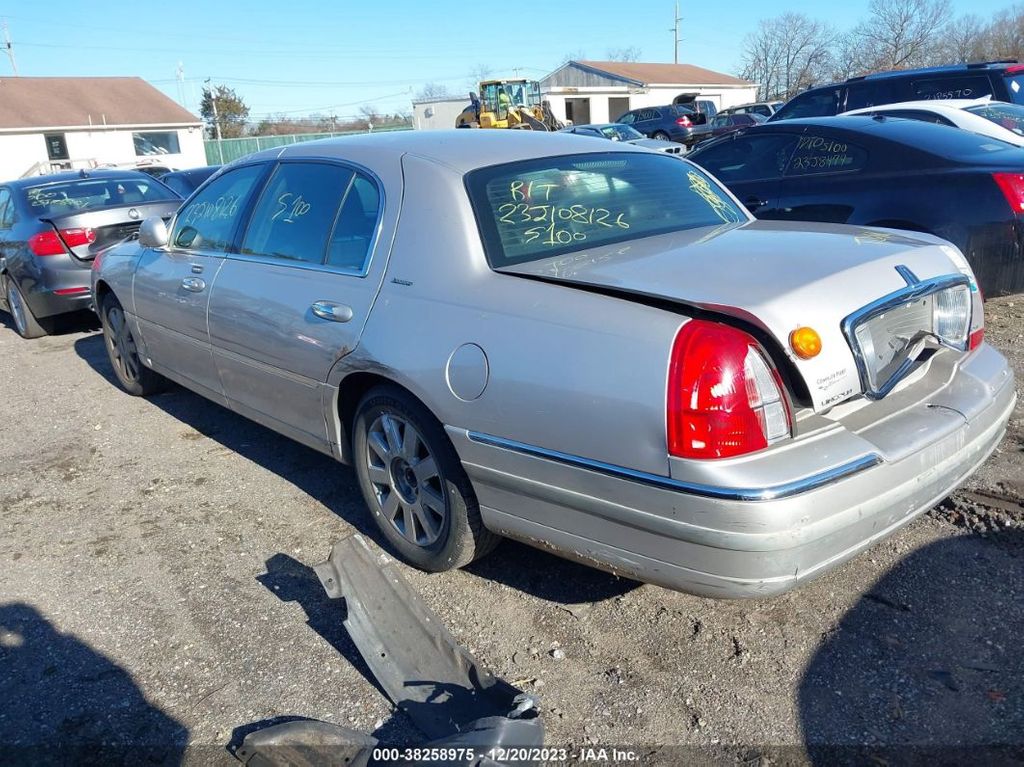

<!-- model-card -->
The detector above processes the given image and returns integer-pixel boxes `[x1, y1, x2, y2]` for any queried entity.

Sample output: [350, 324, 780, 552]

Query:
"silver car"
[558, 123, 685, 154]
[91, 131, 1015, 598]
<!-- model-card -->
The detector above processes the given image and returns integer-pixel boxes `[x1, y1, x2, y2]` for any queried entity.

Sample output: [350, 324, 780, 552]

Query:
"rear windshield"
[1006, 74, 1024, 104]
[22, 177, 177, 217]
[466, 152, 746, 267]
[966, 101, 1024, 136]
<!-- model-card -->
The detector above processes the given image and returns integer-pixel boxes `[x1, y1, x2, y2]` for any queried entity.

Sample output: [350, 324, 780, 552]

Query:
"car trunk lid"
[497, 219, 976, 412]
[41, 200, 180, 261]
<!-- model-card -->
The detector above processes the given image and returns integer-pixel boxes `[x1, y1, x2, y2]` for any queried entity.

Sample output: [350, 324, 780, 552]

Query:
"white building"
[541, 61, 758, 125]
[0, 76, 206, 181]
[411, 96, 473, 130]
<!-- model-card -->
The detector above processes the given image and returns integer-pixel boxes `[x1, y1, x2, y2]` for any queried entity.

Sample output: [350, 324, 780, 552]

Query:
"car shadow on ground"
[72, 334, 634, 606]
[0, 308, 99, 337]
[798, 527, 1024, 763]
[0, 602, 188, 765]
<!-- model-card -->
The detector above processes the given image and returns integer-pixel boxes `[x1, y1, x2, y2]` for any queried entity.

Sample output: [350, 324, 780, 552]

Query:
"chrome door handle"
[311, 300, 354, 323]
[181, 277, 206, 292]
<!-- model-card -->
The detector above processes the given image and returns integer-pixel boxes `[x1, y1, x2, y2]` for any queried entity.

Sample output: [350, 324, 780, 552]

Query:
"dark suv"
[616, 105, 711, 146]
[770, 60, 1024, 122]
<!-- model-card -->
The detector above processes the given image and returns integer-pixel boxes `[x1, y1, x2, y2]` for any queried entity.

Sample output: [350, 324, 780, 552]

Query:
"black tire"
[352, 385, 500, 571]
[100, 294, 167, 396]
[652, 131, 670, 141]
[4, 275, 50, 339]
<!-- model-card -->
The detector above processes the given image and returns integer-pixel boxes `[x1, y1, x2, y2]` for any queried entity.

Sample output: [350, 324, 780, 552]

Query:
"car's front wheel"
[352, 385, 500, 571]
[100, 294, 167, 396]
[4, 276, 50, 339]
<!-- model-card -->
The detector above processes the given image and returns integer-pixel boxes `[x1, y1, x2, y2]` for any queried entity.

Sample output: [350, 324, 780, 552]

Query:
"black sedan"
[158, 165, 221, 198]
[688, 115, 1024, 295]
[0, 170, 181, 338]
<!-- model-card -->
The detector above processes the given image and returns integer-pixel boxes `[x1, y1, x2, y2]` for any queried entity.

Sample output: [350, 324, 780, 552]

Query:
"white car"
[842, 97, 1024, 146]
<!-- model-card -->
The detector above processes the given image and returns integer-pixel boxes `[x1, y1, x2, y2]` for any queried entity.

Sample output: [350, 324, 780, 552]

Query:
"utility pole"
[670, 1, 682, 65]
[204, 78, 225, 164]
[2, 18, 18, 76]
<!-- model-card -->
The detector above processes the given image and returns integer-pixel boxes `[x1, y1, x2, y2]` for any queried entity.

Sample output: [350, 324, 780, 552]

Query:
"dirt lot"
[0, 298, 1022, 764]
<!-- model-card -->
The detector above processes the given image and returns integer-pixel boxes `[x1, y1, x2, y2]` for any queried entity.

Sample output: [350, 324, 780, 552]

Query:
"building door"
[608, 97, 630, 121]
[565, 97, 591, 126]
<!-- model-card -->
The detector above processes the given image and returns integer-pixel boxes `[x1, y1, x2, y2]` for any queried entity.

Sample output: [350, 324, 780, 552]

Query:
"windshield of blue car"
[598, 124, 645, 141]
[467, 151, 747, 267]
[23, 177, 178, 217]
[966, 102, 1024, 136]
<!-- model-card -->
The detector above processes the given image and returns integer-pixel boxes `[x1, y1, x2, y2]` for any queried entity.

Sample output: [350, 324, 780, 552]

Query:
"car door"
[635, 108, 659, 135]
[0, 188, 13, 285]
[132, 162, 269, 402]
[688, 131, 801, 217]
[773, 132, 873, 224]
[207, 160, 384, 450]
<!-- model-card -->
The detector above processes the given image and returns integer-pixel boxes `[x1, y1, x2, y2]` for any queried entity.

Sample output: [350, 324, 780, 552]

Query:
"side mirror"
[138, 216, 169, 248]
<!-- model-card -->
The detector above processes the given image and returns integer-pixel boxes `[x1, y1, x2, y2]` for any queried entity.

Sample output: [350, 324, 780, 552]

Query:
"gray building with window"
[0, 76, 205, 181]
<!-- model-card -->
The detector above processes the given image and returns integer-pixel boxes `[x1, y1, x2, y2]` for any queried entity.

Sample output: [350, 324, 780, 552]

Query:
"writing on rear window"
[467, 152, 745, 267]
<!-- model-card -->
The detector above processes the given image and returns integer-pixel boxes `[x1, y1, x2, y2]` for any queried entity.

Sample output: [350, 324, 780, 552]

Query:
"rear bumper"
[27, 287, 93, 319]
[451, 345, 1015, 598]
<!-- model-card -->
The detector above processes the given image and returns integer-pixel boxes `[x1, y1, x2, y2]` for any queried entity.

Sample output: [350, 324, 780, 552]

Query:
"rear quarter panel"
[332, 153, 686, 475]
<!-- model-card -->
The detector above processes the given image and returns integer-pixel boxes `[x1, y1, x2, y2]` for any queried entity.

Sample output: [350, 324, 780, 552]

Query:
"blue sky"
[2, 0, 1016, 120]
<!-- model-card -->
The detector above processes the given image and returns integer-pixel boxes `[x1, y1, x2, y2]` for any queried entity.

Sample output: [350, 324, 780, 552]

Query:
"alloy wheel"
[364, 413, 447, 546]
[105, 304, 141, 383]
[7, 282, 27, 336]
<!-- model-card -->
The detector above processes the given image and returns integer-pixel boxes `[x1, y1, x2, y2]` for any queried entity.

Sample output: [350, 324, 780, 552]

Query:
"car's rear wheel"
[4, 276, 49, 339]
[652, 130, 670, 141]
[100, 294, 167, 396]
[352, 385, 500, 571]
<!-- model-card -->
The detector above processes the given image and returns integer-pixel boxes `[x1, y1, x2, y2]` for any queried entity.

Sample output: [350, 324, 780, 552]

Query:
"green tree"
[200, 85, 250, 139]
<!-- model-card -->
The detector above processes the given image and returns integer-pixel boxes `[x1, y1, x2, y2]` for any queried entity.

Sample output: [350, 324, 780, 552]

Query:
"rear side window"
[326, 173, 381, 273]
[617, 112, 636, 125]
[23, 177, 178, 217]
[785, 134, 869, 176]
[172, 164, 266, 252]
[875, 109, 955, 126]
[1005, 74, 1024, 104]
[466, 152, 746, 267]
[912, 76, 991, 101]
[0, 188, 11, 228]
[844, 80, 909, 111]
[690, 133, 800, 182]
[242, 162, 356, 264]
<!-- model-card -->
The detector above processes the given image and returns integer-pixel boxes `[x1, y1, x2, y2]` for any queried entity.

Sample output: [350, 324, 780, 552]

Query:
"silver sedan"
[91, 131, 1015, 597]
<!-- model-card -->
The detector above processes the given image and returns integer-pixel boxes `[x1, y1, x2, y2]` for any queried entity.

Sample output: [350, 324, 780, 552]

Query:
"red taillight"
[28, 231, 65, 256]
[668, 320, 792, 459]
[969, 327, 985, 349]
[28, 227, 96, 256]
[1005, 65, 1024, 74]
[60, 227, 96, 248]
[993, 172, 1024, 214]
[675, 115, 692, 127]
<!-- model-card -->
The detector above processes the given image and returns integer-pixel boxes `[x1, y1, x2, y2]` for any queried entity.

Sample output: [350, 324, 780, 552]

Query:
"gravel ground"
[0, 298, 1021, 765]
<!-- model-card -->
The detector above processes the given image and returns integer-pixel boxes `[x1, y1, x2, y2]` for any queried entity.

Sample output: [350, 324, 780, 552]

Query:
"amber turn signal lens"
[790, 327, 822, 359]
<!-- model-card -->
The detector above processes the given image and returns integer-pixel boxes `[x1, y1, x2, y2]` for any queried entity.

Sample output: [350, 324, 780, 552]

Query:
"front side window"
[133, 131, 182, 156]
[24, 177, 178, 217]
[172, 164, 266, 252]
[785, 134, 869, 176]
[771, 89, 840, 121]
[241, 162, 357, 264]
[690, 133, 799, 182]
[466, 152, 746, 267]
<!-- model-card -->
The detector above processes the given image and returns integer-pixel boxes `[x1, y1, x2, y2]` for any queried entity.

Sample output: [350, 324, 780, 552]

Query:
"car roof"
[792, 61, 1021, 97]
[240, 129, 652, 175]
[7, 168, 155, 188]
[747, 114, 1024, 160]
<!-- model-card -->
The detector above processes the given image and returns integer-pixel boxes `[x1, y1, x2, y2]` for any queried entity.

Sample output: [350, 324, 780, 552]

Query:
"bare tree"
[827, 34, 866, 81]
[416, 82, 453, 100]
[562, 49, 588, 64]
[740, 14, 836, 100]
[932, 14, 988, 63]
[606, 46, 642, 62]
[851, 0, 951, 71]
[983, 5, 1024, 61]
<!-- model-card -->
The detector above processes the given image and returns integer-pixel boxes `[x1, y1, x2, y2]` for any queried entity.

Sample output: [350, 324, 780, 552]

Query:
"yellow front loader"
[455, 79, 563, 131]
